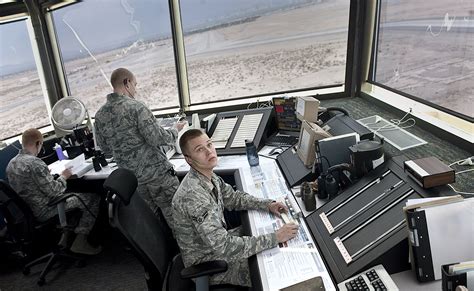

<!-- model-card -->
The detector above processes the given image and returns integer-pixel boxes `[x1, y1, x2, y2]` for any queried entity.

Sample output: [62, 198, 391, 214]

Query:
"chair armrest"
[47, 194, 77, 207]
[180, 260, 228, 279]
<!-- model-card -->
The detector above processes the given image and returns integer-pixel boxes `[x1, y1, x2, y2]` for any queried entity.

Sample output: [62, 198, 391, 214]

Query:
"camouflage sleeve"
[94, 120, 112, 157]
[31, 159, 67, 200]
[219, 177, 272, 211]
[186, 195, 277, 261]
[136, 104, 178, 147]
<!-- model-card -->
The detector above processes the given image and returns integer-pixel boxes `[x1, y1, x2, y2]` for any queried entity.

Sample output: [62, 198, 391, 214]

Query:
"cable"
[449, 157, 474, 167]
[68, 193, 97, 219]
[456, 169, 474, 175]
[448, 184, 474, 195]
[369, 110, 416, 133]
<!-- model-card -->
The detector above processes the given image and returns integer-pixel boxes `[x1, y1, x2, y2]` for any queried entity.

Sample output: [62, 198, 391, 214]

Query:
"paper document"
[48, 154, 93, 178]
[423, 198, 474, 279]
[231, 113, 263, 148]
[211, 117, 238, 148]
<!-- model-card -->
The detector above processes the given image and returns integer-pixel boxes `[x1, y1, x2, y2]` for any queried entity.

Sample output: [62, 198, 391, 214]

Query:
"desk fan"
[51, 96, 92, 138]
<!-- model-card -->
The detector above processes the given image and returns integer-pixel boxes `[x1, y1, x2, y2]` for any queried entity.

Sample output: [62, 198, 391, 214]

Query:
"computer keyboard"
[337, 264, 399, 291]
[266, 134, 298, 146]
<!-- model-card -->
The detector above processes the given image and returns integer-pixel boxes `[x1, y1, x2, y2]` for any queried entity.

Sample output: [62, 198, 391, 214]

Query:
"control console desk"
[171, 155, 336, 291]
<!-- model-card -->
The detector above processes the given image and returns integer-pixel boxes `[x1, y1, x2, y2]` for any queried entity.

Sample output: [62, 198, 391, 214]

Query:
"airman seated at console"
[6, 128, 102, 255]
[172, 129, 299, 287]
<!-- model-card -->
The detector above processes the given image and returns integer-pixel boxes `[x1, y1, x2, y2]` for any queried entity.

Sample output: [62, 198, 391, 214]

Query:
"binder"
[404, 197, 474, 282]
[442, 262, 474, 291]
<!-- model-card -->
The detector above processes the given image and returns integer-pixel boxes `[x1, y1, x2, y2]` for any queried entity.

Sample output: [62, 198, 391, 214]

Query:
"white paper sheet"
[423, 198, 474, 280]
[231, 113, 263, 148]
[211, 117, 238, 148]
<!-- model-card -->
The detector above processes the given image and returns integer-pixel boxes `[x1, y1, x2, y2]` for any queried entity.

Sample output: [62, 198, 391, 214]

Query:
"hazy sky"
[0, 0, 315, 76]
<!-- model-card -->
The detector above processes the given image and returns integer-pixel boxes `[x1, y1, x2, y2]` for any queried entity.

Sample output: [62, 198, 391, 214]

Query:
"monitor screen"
[272, 97, 301, 132]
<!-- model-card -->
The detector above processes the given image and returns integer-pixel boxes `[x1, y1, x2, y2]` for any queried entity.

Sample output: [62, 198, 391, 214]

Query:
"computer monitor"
[272, 97, 301, 135]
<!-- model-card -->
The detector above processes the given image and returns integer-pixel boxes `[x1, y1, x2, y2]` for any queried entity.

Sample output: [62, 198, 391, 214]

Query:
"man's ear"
[184, 155, 193, 165]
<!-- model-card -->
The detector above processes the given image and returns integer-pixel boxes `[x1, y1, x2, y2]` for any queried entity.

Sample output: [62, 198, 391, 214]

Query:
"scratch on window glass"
[121, 0, 140, 34]
[62, 18, 112, 89]
[426, 13, 456, 37]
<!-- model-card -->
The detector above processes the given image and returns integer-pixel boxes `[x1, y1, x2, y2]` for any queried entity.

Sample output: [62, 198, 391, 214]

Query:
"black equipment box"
[276, 145, 316, 187]
[321, 114, 373, 140]
[404, 156, 455, 188]
[306, 156, 434, 283]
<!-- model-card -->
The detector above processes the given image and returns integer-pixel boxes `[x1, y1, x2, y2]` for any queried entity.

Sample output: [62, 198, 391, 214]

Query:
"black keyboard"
[266, 135, 298, 146]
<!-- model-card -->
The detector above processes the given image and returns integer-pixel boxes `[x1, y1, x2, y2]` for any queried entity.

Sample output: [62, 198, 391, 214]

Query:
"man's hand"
[268, 201, 288, 217]
[276, 223, 299, 243]
[176, 120, 188, 132]
[60, 168, 72, 180]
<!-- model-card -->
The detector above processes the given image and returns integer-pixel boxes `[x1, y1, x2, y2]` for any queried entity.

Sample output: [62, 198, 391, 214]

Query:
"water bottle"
[245, 139, 259, 167]
[54, 143, 66, 160]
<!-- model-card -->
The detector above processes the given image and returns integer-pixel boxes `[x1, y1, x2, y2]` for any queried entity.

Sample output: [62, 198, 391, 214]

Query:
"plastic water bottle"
[245, 140, 259, 167]
[54, 143, 66, 160]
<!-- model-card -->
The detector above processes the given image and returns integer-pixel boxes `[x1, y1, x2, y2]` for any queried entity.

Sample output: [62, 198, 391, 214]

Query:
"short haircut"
[110, 68, 134, 89]
[179, 128, 205, 156]
[22, 128, 43, 147]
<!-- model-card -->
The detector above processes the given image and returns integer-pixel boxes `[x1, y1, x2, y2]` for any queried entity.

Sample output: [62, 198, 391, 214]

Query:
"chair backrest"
[104, 168, 178, 289]
[0, 179, 35, 242]
[0, 140, 21, 181]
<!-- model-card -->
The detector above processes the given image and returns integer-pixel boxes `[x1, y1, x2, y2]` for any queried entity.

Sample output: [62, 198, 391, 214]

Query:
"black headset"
[317, 163, 352, 199]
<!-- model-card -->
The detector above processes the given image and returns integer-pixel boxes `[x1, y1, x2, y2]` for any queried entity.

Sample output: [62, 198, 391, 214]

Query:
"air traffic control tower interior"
[1, 1, 473, 290]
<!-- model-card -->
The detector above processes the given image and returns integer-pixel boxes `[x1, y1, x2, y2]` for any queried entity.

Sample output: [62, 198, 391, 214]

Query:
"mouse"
[268, 147, 283, 155]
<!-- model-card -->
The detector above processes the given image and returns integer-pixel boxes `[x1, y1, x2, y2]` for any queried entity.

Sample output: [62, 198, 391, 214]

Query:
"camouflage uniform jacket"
[172, 167, 278, 269]
[94, 93, 177, 184]
[6, 149, 67, 219]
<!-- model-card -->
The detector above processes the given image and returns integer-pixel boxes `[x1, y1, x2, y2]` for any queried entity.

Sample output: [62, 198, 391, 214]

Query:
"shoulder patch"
[192, 210, 209, 224]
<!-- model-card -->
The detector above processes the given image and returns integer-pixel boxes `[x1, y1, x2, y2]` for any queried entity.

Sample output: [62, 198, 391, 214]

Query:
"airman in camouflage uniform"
[172, 129, 299, 287]
[6, 129, 101, 255]
[94, 68, 184, 231]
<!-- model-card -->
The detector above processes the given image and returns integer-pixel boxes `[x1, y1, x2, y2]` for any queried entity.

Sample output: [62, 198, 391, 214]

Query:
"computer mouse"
[268, 147, 283, 155]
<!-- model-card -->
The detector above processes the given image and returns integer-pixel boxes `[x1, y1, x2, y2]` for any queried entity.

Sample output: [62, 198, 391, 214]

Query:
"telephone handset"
[317, 163, 352, 199]
[318, 106, 349, 123]
[175, 113, 201, 154]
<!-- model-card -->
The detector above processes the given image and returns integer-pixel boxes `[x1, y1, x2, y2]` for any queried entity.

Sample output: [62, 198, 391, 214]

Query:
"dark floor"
[0, 229, 147, 291]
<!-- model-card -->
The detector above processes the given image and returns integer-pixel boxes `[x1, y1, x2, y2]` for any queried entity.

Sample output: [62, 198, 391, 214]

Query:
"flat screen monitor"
[272, 97, 301, 134]
[316, 132, 360, 174]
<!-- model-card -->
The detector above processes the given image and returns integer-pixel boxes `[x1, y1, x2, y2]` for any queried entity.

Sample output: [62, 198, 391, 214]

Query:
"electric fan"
[51, 96, 92, 138]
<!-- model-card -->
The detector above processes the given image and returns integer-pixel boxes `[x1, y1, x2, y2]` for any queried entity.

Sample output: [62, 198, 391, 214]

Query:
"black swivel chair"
[0, 179, 84, 286]
[103, 168, 244, 291]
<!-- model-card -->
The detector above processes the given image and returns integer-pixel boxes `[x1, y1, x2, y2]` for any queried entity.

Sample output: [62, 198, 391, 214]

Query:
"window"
[374, 0, 473, 119]
[0, 19, 50, 140]
[51, 0, 179, 115]
[181, 0, 350, 104]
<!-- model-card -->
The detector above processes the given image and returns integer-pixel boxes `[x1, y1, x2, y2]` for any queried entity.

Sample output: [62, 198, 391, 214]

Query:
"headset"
[123, 78, 134, 98]
[317, 106, 349, 124]
[317, 163, 352, 199]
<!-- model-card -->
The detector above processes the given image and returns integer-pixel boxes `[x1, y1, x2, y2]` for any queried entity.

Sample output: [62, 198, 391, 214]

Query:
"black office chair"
[104, 168, 244, 291]
[0, 179, 84, 286]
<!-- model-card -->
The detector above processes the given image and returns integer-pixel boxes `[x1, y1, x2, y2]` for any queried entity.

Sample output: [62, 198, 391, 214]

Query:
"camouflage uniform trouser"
[136, 170, 179, 233]
[37, 193, 100, 235]
[209, 226, 252, 287]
